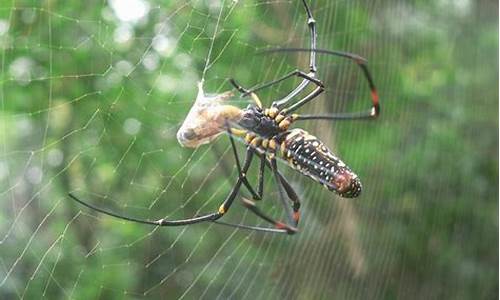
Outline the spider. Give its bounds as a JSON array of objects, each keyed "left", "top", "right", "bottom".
[{"left": 69, "top": 0, "right": 380, "bottom": 234}]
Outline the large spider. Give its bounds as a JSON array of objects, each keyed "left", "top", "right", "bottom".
[{"left": 69, "top": 0, "right": 380, "bottom": 234}]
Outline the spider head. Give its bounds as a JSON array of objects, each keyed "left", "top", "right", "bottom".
[
  {"left": 239, "top": 105, "right": 281, "bottom": 138},
  {"left": 238, "top": 105, "right": 263, "bottom": 129}
]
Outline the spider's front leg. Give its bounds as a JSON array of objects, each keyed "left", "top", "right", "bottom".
[{"left": 229, "top": 70, "right": 324, "bottom": 110}]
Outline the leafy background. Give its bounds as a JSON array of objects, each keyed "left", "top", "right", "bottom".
[{"left": 0, "top": 0, "right": 497, "bottom": 299}]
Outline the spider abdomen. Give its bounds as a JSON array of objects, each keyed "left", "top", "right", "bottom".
[{"left": 281, "top": 129, "right": 362, "bottom": 198}]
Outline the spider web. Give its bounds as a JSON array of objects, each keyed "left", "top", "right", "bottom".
[{"left": 0, "top": 0, "right": 497, "bottom": 299}]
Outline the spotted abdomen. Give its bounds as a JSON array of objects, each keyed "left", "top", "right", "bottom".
[{"left": 280, "top": 129, "right": 362, "bottom": 198}]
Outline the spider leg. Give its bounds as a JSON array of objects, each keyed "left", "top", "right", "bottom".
[
  {"left": 293, "top": 110, "right": 377, "bottom": 121},
  {"left": 229, "top": 70, "right": 324, "bottom": 115},
  {"left": 302, "top": 0, "right": 318, "bottom": 73},
  {"left": 211, "top": 220, "right": 290, "bottom": 233},
  {"left": 238, "top": 197, "right": 297, "bottom": 234},
  {"left": 257, "top": 156, "right": 266, "bottom": 199},
  {"left": 206, "top": 157, "right": 291, "bottom": 234},
  {"left": 234, "top": 150, "right": 266, "bottom": 202},
  {"left": 281, "top": 85, "right": 325, "bottom": 114},
  {"left": 269, "top": 0, "right": 318, "bottom": 107},
  {"left": 269, "top": 157, "right": 301, "bottom": 226},
  {"left": 212, "top": 156, "right": 302, "bottom": 233},
  {"left": 69, "top": 148, "right": 256, "bottom": 227},
  {"left": 262, "top": 48, "right": 380, "bottom": 118},
  {"left": 230, "top": 70, "right": 322, "bottom": 99},
  {"left": 228, "top": 0, "right": 318, "bottom": 107},
  {"left": 232, "top": 157, "right": 300, "bottom": 234},
  {"left": 228, "top": 79, "right": 263, "bottom": 109},
  {"left": 275, "top": 166, "right": 302, "bottom": 224},
  {"left": 225, "top": 123, "right": 262, "bottom": 200}
]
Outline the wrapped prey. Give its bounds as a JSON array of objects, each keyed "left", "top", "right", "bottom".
[{"left": 177, "top": 82, "right": 244, "bottom": 148}]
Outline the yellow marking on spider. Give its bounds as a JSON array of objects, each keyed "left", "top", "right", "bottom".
[
  {"left": 218, "top": 205, "right": 226, "bottom": 214},
  {"left": 275, "top": 114, "right": 285, "bottom": 123},
  {"left": 245, "top": 133, "right": 255, "bottom": 143},
  {"left": 249, "top": 92, "right": 263, "bottom": 108},
  {"left": 279, "top": 120, "right": 291, "bottom": 130},
  {"left": 250, "top": 137, "right": 262, "bottom": 147},
  {"left": 280, "top": 141, "right": 287, "bottom": 156},
  {"left": 230, "top": 128, "right": 247, "bottom": 136},
  {"left": 269, "top": 139, "right": 277, "bottom": 150},
  {"left": 262, "top": 139, "right": 269, "bottom": 148},
  {"left": 268, "top": 107, "right": 278, "bottom": 118}
]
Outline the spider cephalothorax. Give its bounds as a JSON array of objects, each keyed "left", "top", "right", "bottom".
[{"left": 238, "top": 105, "right": 296, "bottom": 138}]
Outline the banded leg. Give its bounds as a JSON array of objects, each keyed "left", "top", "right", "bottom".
[
  {"left": 270, "top": 158, "right": 299, "bottom": 226},
  {"left": 213, "top": 157, "right": 301, "bottom": 234},
  {"left": 231, "top": 157, "right": 298, "bottom": 234},
  {"left": 257, "top": 156, "right": 266, "bottom": 199},
  {"left": 271, "top": 0, "right": 318, "bottom": 106},
  {"left": 262, "top": 48, "right": 380, "bottom": 119},
  {"left": 238, "top": 154, "right": 267, "bottom": 200},
  {"left": 302, "top": 0, "right": 318, "bottom": 73},
  {"left": 226, "top": 124, "right": 262, "bottom": 200},
  {"left": 229, "top": 79, "right": 263, "bottom": 109},
  {"left": 69, "top": 149, "right": 256, "bottom": 227},
  {"left": 276, "top": 168, "right": 302, "bottom": 224},
  {"left": 281, "top": 85, "right": 325, "bottom": 114},
  {"left": 229, "top": 70, "right": 323, "bottom": 100},
  {"left": 237, "top": 155, "right": 302, "bottom": 228},
  {"left": 228, "top": 0, "right": 318, "bottom": 107}
]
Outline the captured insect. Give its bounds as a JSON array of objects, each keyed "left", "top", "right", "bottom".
[{"left": 69, "top": 0, "right": 380, "bottom": 234}]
